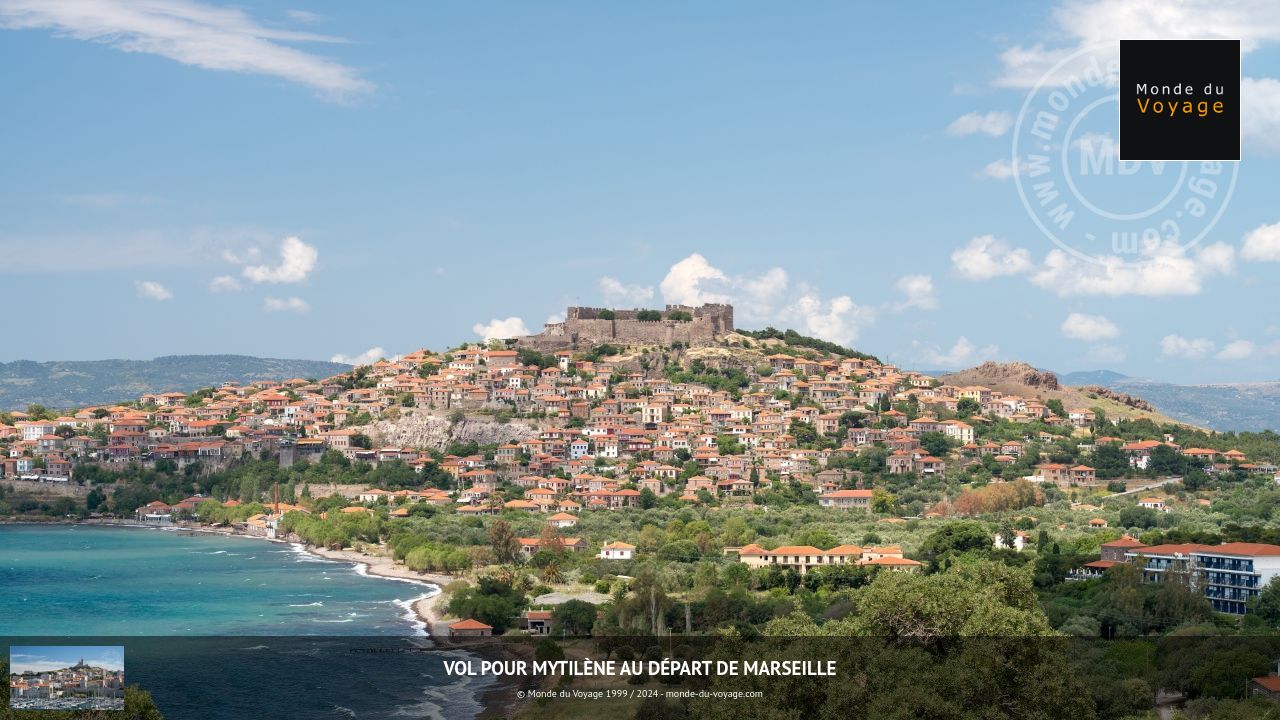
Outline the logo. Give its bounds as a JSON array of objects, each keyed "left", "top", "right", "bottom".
[{"left": 1012, "top": 43, "right": 1238, "bottom": 265}]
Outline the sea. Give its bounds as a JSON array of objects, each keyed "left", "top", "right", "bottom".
[{"left": 0, "top": 524, "right": 492, "bottom": 719}]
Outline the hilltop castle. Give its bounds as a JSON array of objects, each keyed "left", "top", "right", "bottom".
[{"left": 516, "top": 304, "right": 734, "bottom": 350}]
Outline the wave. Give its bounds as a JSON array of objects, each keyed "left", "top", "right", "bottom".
[
  {"left": 238, "top": 645, "right": 270, "bottom": 651},
  {"left": 313, "top": 618, "right": 354, "bottom": 624},
  {"left": 289, "top": 602, "right": 324, "bottom": 607}
]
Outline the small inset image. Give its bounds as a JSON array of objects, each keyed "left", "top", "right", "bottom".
[{"left": 8, "top": 646, "right": 125, "bottom": 711}]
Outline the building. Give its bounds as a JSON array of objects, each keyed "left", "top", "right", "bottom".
[
  {"left": 1193, "top": 543, "right": 1280, "bottom": 615},
  {"left": 731, "top": 544, "right": 921, "bottom": 575},
  {"left": 448, "top": 618, "right": 493, "bottom": 638},
  {"left": 1121, "top": 542, "right": 1280, "bottom": 615},
  {"left": 522, "top": 610, "right": 552, "bottom": 635},
  {"left": 818, "top": 489, "right": 873, "bottom": 510},
  {"left": 597, "top": 541, "right": 636, "bottom": 560}
]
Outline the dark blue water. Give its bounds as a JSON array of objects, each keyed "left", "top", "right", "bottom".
[{"left": 1, "top": 525, "right": 491, "bottom": 719}]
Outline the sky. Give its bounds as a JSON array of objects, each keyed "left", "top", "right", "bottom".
[
  {"left": 9, "top": 645, "right": 125, "bottom": 673},
  {"left": 2, "top": 0, "right": 1280, "bottom": 383}
]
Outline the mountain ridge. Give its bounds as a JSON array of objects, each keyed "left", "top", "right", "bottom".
[{"left": 0, "top": 354, "right": 351, "bottom": 410}]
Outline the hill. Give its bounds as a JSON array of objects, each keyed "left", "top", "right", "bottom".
[
  {"left": 940, "top": 361, "right": 1185, "bottom": 426},
  {"left": 1063, "top": 370, "right": 1280, "bottom": 432},
  {"left": 0, "top": 355, "right": 351, "bottom": 410}
]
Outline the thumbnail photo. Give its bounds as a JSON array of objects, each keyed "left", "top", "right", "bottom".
[{"left": 7, "top": 646, "right": 125, "bottom": 711}]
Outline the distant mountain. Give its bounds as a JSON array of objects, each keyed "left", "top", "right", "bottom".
[
  {"left": 1059, "top": 369, "right": 1131, "bottom": 386},
  {"left": 0, "top": 355, "right": 351, "bottom": 411},
  {"left": 1066, "top": 370, "right": 1280, "bottom": 433}
]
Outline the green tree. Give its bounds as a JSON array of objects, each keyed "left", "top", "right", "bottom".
[
  {"left": 489, "top": 519, "right": 519, "bottom": 564},
  {"left": 551, "top": 599, "right": 598, "bottom": 636}
]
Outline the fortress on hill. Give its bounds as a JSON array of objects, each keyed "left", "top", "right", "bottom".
[{"left": 516, "top": 304, "right": 734, "bottom": 349}]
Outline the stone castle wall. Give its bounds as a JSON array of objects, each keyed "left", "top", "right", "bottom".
[{"left": 517, "top": 303, "right": 733, "bottom": 349}]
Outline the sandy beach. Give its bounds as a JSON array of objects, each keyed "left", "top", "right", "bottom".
[{"left": 301, "top": 544, "right": 457, "bottom": 637}]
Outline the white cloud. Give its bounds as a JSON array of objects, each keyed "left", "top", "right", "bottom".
[
  {"left": 1160, "top": 334, "right": 1217, "bottom": 359},
  {"left": 1197, "top": 241, "right": 1238, "bottom": 275},
  {"left": 645, "top": 254, "right": 872, "bottom": 345},
  {"left": 473, "top": 316, "right": 530, "bottom": 341},
  {"left": 1242, "top": 221, "right": 1280, "bottom": 261},
  {"left": 1061, "top": 312, "right": 1120, "bottom": 341},
  {"left": 263, "top": 296, "right": 309, "bottom": 313},
  {"left": 946, "top": 111, "right": 1013, "bottom": 137},
  {"left": 1242, "top": 77, "right": 1280, "bottom": 151},
  {"left": 658, "top": 253, "right": 790, "bottom": 325},
  {"left": 1217, "top": 340, "right": 1257, "bottom": 360},
  {"left": 894, "top": 274, "right": 938, "bottom": 311},
  {"left": 598, "top": 276, "right": 655, "bottom": 306},
  {"left": 208, "top": 275, "right": 241, "bottom": 292},
  {"left": 991, "top": 0, "right": 1280, "bottom": 149},
  {"left": 916, "top": 336, "right": 999, "bottom": 368},
  {"left": 0, "top": 0, "right": 372, "bottom": 99},
  {"left": 330, "top": 347, "right": 384, "bottom": 365},
  {"left": 659, "top": 253, "right": 732, "bottom": 306},
  {"left": 1031, "top": 242, "right": 1235, "bottom": 297},
  {"left": 978, "top": 158, "right": 1024, "bottom": 180},
  {"left": 241, "top": 236, "right": 317, "bottom": 284},
  {"left": 783, "top": 290, "right": 875, "bottom": 346},
  {"left": 135, "top": 279, "right": 172, "bottom": 301},
  {"left": 951, "top": 235, "right": 1034, "bottom": 280}
]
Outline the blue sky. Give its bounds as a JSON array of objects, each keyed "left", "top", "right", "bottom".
[
  {"left": 2, "top": 1, "right": 1279, "bottom": 383},
  {"left": 10, "top": 645, "right": 124, "bottom": 673}
]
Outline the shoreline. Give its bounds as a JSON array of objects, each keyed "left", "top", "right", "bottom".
[
  {"left": 301, "top": 544, "right": 456, "bottom": 639},
  {"left": 2, "top": 518, "right": 458, "bottom": 639},
  {"left": 3, "top": 519, "right": 530, "bottom": 718}
]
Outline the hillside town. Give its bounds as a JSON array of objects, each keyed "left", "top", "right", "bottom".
[{"left": 7, "top": 302, "right": 1280, "bottom": 622}]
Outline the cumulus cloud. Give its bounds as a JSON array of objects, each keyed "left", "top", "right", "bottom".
[
  {"left": 574, "top": 255, "right": 877, "bottom": 346},
  {"left": 951, "top": 235, "right": 1034, "bottom": 280},
  {"left": 657, "top": 253, "right": 790, "bottom": 325},
  {"left": 1031, "top": 242, "right": 1235, "bottom": 297},
  {"left": 1160, "top": 334, "right": 1216, "bottom": 359},
  {"left": 783, "top": 290, "right": 876, "bottom": 346},
  {"left": 916, "top": 336, "right": 999, "bottom": 368},
  {"left": 208, "top": 275, "right": 241, "bottom": 292},
  {"left": 1061, "top": 312, "right": 1120, "bottom": 341},
  {"left": 978, "top": 158, "right": 1025, "bottom": 180},
  {"left": 241, "top": 236, "right": 317, "bottom": 284},
  {"left": 946, "top": 111, "right": 1013, "bottom": 137},
  {"left": 1217, "top": 340, "right": 1257, "bottom": 360},
  {"left": 894, "top": 274, "right": 938, "bottom": 311},
  {"left": 263, "top": 296, "right": 309, "bottom": 313},
  {"left": 330, "top": 347, "right": 385, "bottom": 366},
  {"left": 599, "top": 276, "right": 655, "bottom": 306},
  {"left": 1242, "top": 221, "right": 1280, "bottom": 261},
  {"left": 990, "top": 0, "right": 1280, "bottom": 149},
  {"left": 473, "top": 316, "right": 530, "bottom": 341},
  {"left": 0, "top": 0, "right": 373, "bottom": 99},
  {"left": 135, "top": 280, "right": 172, "bottom": 301}
]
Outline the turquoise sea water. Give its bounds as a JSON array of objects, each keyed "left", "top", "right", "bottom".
[
  {"left": 0, "top": 524, "right": 431, "bottom": 635},
  {"left": 1, "top": 525, "right": 492, "bottom": 719}
]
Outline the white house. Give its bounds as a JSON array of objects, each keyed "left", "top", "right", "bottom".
[{"left": 597, "top": 541, "right": 636, "bottom": 561}]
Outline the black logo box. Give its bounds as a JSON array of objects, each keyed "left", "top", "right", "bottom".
[{"left": 1119, "top": 39, "right": 1240, "bottom": 161}]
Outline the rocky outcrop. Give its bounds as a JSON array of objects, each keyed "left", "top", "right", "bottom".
[
  {"left": 1079, "top": 385, "right": 1156, "bottom": 412},
  {"left": 944, "top": 362, "right": 1060, "bottom": 390},
  {"left": 364, "top": 410, "right": 540, "bottom": 451}
]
